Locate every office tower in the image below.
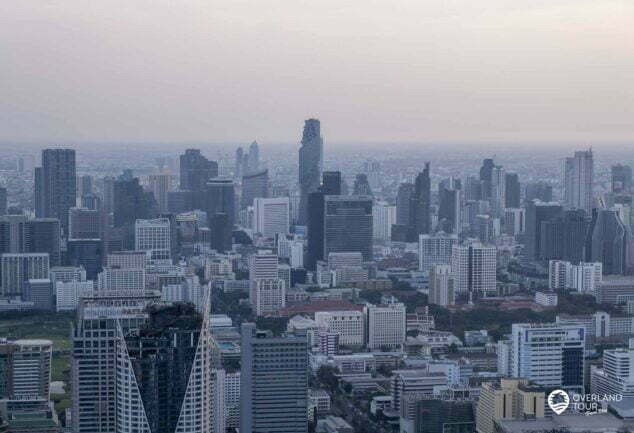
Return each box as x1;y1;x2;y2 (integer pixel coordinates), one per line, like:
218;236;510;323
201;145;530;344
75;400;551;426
592;342;634;398
322;171;342;195
409;400;474;433
241;169;269;209
0;253;49;297
396;183;415;226
373;202;396;241
475;214;494;244
50;265;87;283
98;266;145;291
56;280;94;311
314;311;365;347
204;178;235;227
352;173;373;196
524;181;553;203
298;118;323;224
428;264;454;306
549;260;571;290
67;239;104;280
167;189;194;214
366;303;406;350
277;236;304;268
410;163;431;239
524;200;562;261
0;187;6;216
107;250;147;269
115;303;218;433
34;166;45;217
438;187;460;234
81;192;101;210
463;176;482;201
451;243;497;297
21;218;62;266
418;232;458;273
475;379;546;433
77;174;92;198
135;218;171;262
148;173;171;213
391;370;448;413
479;158;495;200
563;149;594;213
570;262;603;293
69;207;102;240
37;149;76;233
246;140;260;173
323;195;373;261
489;165;506;218
253;197;290;238
113;174;158;233
240;322;309;433
224;372;241;429
249;252;284;315
504;172;520;208
234;147;244;180
0;339;52;399
511;323;585;391
71;290;161;433
24;278;54;310
612;164;632;194
539;209;588;263
588;209;631;274
180;149;218;192
503;208;524;236
101;175;115;214
210;213;232;253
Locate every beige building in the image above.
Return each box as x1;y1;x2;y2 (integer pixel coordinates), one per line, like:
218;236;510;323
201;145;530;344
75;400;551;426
475;379;546;433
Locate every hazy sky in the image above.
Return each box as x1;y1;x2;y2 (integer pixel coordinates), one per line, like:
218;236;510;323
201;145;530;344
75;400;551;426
1;1;632;145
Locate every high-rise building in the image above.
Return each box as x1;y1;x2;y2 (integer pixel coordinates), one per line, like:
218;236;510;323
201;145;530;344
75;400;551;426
69;207;102;240
438;187;461;234
396;183;415;227
37;149;76;233
21;218;62;266
0;187;7;216
511;323;585;391
591;341;634;398
428;264;454;307
490;165;506;218
475;214;494;244
248;252;284;315
504;172;520;208
253;197;290;238
612;164;632;194
240;323;308;433
113;174;158;237
115;302;219;433
204;178;235;228
451;243;497;297
135;218;171;262
524;200;562;261
67;239;103;280
148;173;171;213
321;171;342;195
366;303;406;350
323;195;373;262
479;158;495;200
234;147;244;180
503;208;524;236
563;149;594;213
373;202;396;241
589;209;632;275
352;173;373;196
524;181;553;203
298;119;323;225
538;209;588;263
306;172;343;270
0;339;52;399
210;212;232;253
409;163;431;239
1;253;50;297
180;149;218;193
314;310;364;347
241;169;269;209
418;232;458;273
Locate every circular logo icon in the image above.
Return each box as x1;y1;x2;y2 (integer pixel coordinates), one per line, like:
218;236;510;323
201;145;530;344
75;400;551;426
548;389;570;415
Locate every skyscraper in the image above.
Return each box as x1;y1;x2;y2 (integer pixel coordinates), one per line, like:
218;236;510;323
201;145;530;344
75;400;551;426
589;209;632;275
353;173;373;196
204;178;236;228
240;323;308;433
241;168;269;209
611;164;632;194
306;172;343;270
37;149;76;233
409;163;431;240
396;183;415;227
179;149;218;192
148;173;171;213
524;200;563;261
0;187;7;216
135;218;172;262
490;165;506;218
324;195;373;262
438;187;460;234
67;239;103;280
524;181;553;203
69;207;102;240
247;140;260;173
479;158;495;200
418;232;458;273
234;147;244;180
451;243;497;297
321;171;342;195
253;197;290;238
428;264;454;307
298;119;323;225
0;253;50;297
504;172;520;208
113;174;158;228
372;202;396;241
563;149;594;213
366;303;407;350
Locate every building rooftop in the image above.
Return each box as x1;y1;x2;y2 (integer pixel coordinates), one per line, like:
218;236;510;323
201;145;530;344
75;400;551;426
497;413;633;433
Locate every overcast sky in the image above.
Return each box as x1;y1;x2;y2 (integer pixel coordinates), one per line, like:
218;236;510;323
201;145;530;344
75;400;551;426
1;1;632;146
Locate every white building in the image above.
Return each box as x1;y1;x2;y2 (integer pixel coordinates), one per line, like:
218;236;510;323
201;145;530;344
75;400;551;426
511;323;585;391
549;260;602;293
0;338;53;399
107;250;148;269
1;253;50;297
504;208;525;236
49;266;87;284
556;311;634;339
373;202;396;241
253;197;290;238
451;243;497;296
278;236;304;268
535;291;558;307
250;279;286;316
135;218;171;262
366;303;406;350
563;149;593;213
224;372;241;429
418;233;458;273
428;264;454;307
56;280;95;311
315;310;365;347
591;339;634;398
98;267;145;291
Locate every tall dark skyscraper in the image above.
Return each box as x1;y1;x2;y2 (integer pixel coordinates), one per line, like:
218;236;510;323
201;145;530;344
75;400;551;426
589;209;632;275
525;181;553;203
36;149;76;234
67;239;103;280
479;158;495;200
210;212;232;253
204;178;236;228
524;200;563;261
113;175;158;228
352;173;373;196
324;195;373;261
438;187;460;234
298;119;323;225
611;164;632;194
306;172;343;270
505;172;520;208
241;323;308;433
409;163;431;240
22;218;62;267
396;183;414;226
179;149;218;209
241;168;269;209
563;149;594;213
321;171;342;195
0;187;6;216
